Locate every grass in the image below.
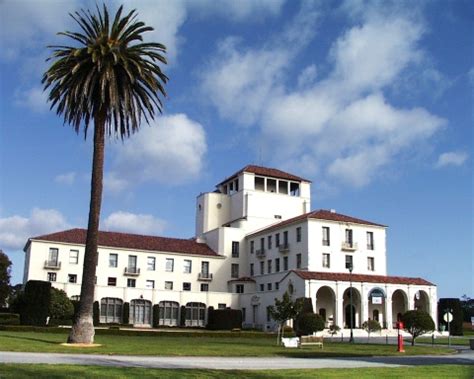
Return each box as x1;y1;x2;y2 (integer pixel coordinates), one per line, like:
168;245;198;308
414;336;471;346
0;330;455;357
0;364;472;378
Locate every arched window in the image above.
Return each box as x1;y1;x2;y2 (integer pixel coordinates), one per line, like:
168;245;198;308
319;308;327;322
185;302;206;327
158;301;180;326
100;298;123;324
130;299;152;326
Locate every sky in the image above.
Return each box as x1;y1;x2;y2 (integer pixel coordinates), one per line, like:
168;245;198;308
0;0;472;299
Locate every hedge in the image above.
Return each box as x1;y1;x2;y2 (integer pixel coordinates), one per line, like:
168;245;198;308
438;298;463;336
93;301;100;326
123;302;130;325
179;306;186;327
152;304;160;328
207;308;242;330
295;313;324;336
0;313;20;325
21;281;51;326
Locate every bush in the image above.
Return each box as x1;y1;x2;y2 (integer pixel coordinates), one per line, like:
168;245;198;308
0;313;20;325
362;319;381;338
438;298;463;336
21;281;51;326
180;306;186;327
207;308;242;330
152;304;160;328
295;313;324;336
93;301;100;326
48;318;73;326
401;310;435;346
123;302;130;325
49;288;74;321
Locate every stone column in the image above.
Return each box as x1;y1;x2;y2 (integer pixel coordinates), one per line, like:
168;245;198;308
385;295;393;330
336;297;344;328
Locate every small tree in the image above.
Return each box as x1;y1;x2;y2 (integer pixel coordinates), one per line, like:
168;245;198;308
0;250;12;307
269;292;302;345
296;313;325;336
401;310;435;346
329;324;340;341
49;288;74;321
362;319;381;341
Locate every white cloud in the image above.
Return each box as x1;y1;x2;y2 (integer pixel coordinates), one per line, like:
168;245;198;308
436;152;468;168
108;113;207;191
201;3;447;188
55;172;77;185
103;211;166;236
14;86;49;113
0;208;70;250
187;0;285;21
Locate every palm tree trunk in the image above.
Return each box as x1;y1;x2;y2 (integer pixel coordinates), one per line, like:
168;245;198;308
68;114;105;344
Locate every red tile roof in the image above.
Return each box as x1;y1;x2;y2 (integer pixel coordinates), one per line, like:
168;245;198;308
247;209;385;237
291;270;434;286
27;228;220;257
217;164;311;186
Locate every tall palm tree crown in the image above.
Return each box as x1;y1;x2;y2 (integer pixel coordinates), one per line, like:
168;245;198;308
42;4;167;344
43;4;167;138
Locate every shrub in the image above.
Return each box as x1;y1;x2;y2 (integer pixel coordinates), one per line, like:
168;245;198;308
21;280;51;326
207;308;242;330
49;288;74;321
362;319;381;339
123;302;130;325
294;297;313;333
180;306;186;327
152;304;160;328
0;313;20;325
438;298;463;336
93;301;100;326
401;310;435;346
48;318;73;326
296;313;324;336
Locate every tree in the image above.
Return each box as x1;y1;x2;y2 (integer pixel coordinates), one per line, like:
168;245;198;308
42;4;167;344
362;319;381;341
296;313;325;336
401;310;435;346
459;295;473;323
0;250;12;307
438;298;463;336
269;292;302;345
49;288;74;321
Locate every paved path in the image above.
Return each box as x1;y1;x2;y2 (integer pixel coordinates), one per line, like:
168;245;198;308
0;351;473;370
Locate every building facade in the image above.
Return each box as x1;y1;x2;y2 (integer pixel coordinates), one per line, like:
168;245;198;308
23;165;437;330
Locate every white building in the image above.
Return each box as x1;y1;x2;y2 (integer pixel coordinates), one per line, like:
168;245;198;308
23;165;437;330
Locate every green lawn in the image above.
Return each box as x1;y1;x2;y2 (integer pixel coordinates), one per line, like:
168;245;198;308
0;364;472;378
0;330;454;357
414;336;471;346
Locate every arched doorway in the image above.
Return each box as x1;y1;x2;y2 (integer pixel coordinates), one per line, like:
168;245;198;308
414;290;430;313
315;286;336;328
368;287;385;327
392;289;408;328
343;287;361;328
158;301;180;326
185;302;206;327
100;297;123;324
130;299;152;326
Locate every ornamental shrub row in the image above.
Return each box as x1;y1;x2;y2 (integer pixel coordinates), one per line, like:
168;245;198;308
207;308;242;330
0;313;20;325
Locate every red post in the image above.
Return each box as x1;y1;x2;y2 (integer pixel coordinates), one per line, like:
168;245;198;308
397;322;405;353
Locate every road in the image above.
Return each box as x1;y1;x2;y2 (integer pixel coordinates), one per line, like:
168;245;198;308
0;350;472;370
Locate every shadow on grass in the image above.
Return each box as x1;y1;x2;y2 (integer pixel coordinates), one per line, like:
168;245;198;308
1;334;62;345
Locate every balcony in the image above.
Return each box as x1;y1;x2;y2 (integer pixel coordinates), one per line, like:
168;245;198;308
278;243;290;253
124;267;141;276
44;260;61;270
256;249;266;258
198;272;213;281
341;242;358;251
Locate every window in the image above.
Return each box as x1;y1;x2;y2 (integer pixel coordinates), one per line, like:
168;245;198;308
201;261;210;276
255;176;265;191
267;283;272;291
260;237;264;250
250;263;254;276
232;241;240;257
108;277;117;286
147;257;156;271
68;274;77;283
185;302;206;327
368;257;375;271
322;227;330;246
250;241;255;254
183;282;191;291
278;180;288;194
296;227;301;242
283;256;288;271
200;283;209;292
290;182;300;196
268;235;272;249
283;231;288;246
48;248;59;266
109;253;118;268
322;253;330;268
275;282;279;290
345;229;353;246
165;281;173;290
69;250;79;264
260;261;264;275
296;254;302;269
231;263;239;278
165;258;174;272
242;307;246;322
266;306;272;322
367;232;374;250
345;255;353;270
218;303;227;310
267;178;277;192
146;280;155;289
276;233;280;247
71;295;80;301
47;272;56;282
275;258;280;272
274;215;282;219
183;259;192;273
128;255;137;272
127;278;136;288
259;284;264;292
100;298;123;324
236;284;244;293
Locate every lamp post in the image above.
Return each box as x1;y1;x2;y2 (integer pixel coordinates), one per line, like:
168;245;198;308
349;264;354;343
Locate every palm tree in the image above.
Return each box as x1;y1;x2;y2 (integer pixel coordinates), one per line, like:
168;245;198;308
42;4;167;344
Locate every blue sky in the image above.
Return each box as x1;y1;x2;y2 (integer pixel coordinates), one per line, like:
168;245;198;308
0;0;472;298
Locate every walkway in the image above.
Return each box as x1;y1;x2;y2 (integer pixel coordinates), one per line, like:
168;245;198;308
0;350;472;370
